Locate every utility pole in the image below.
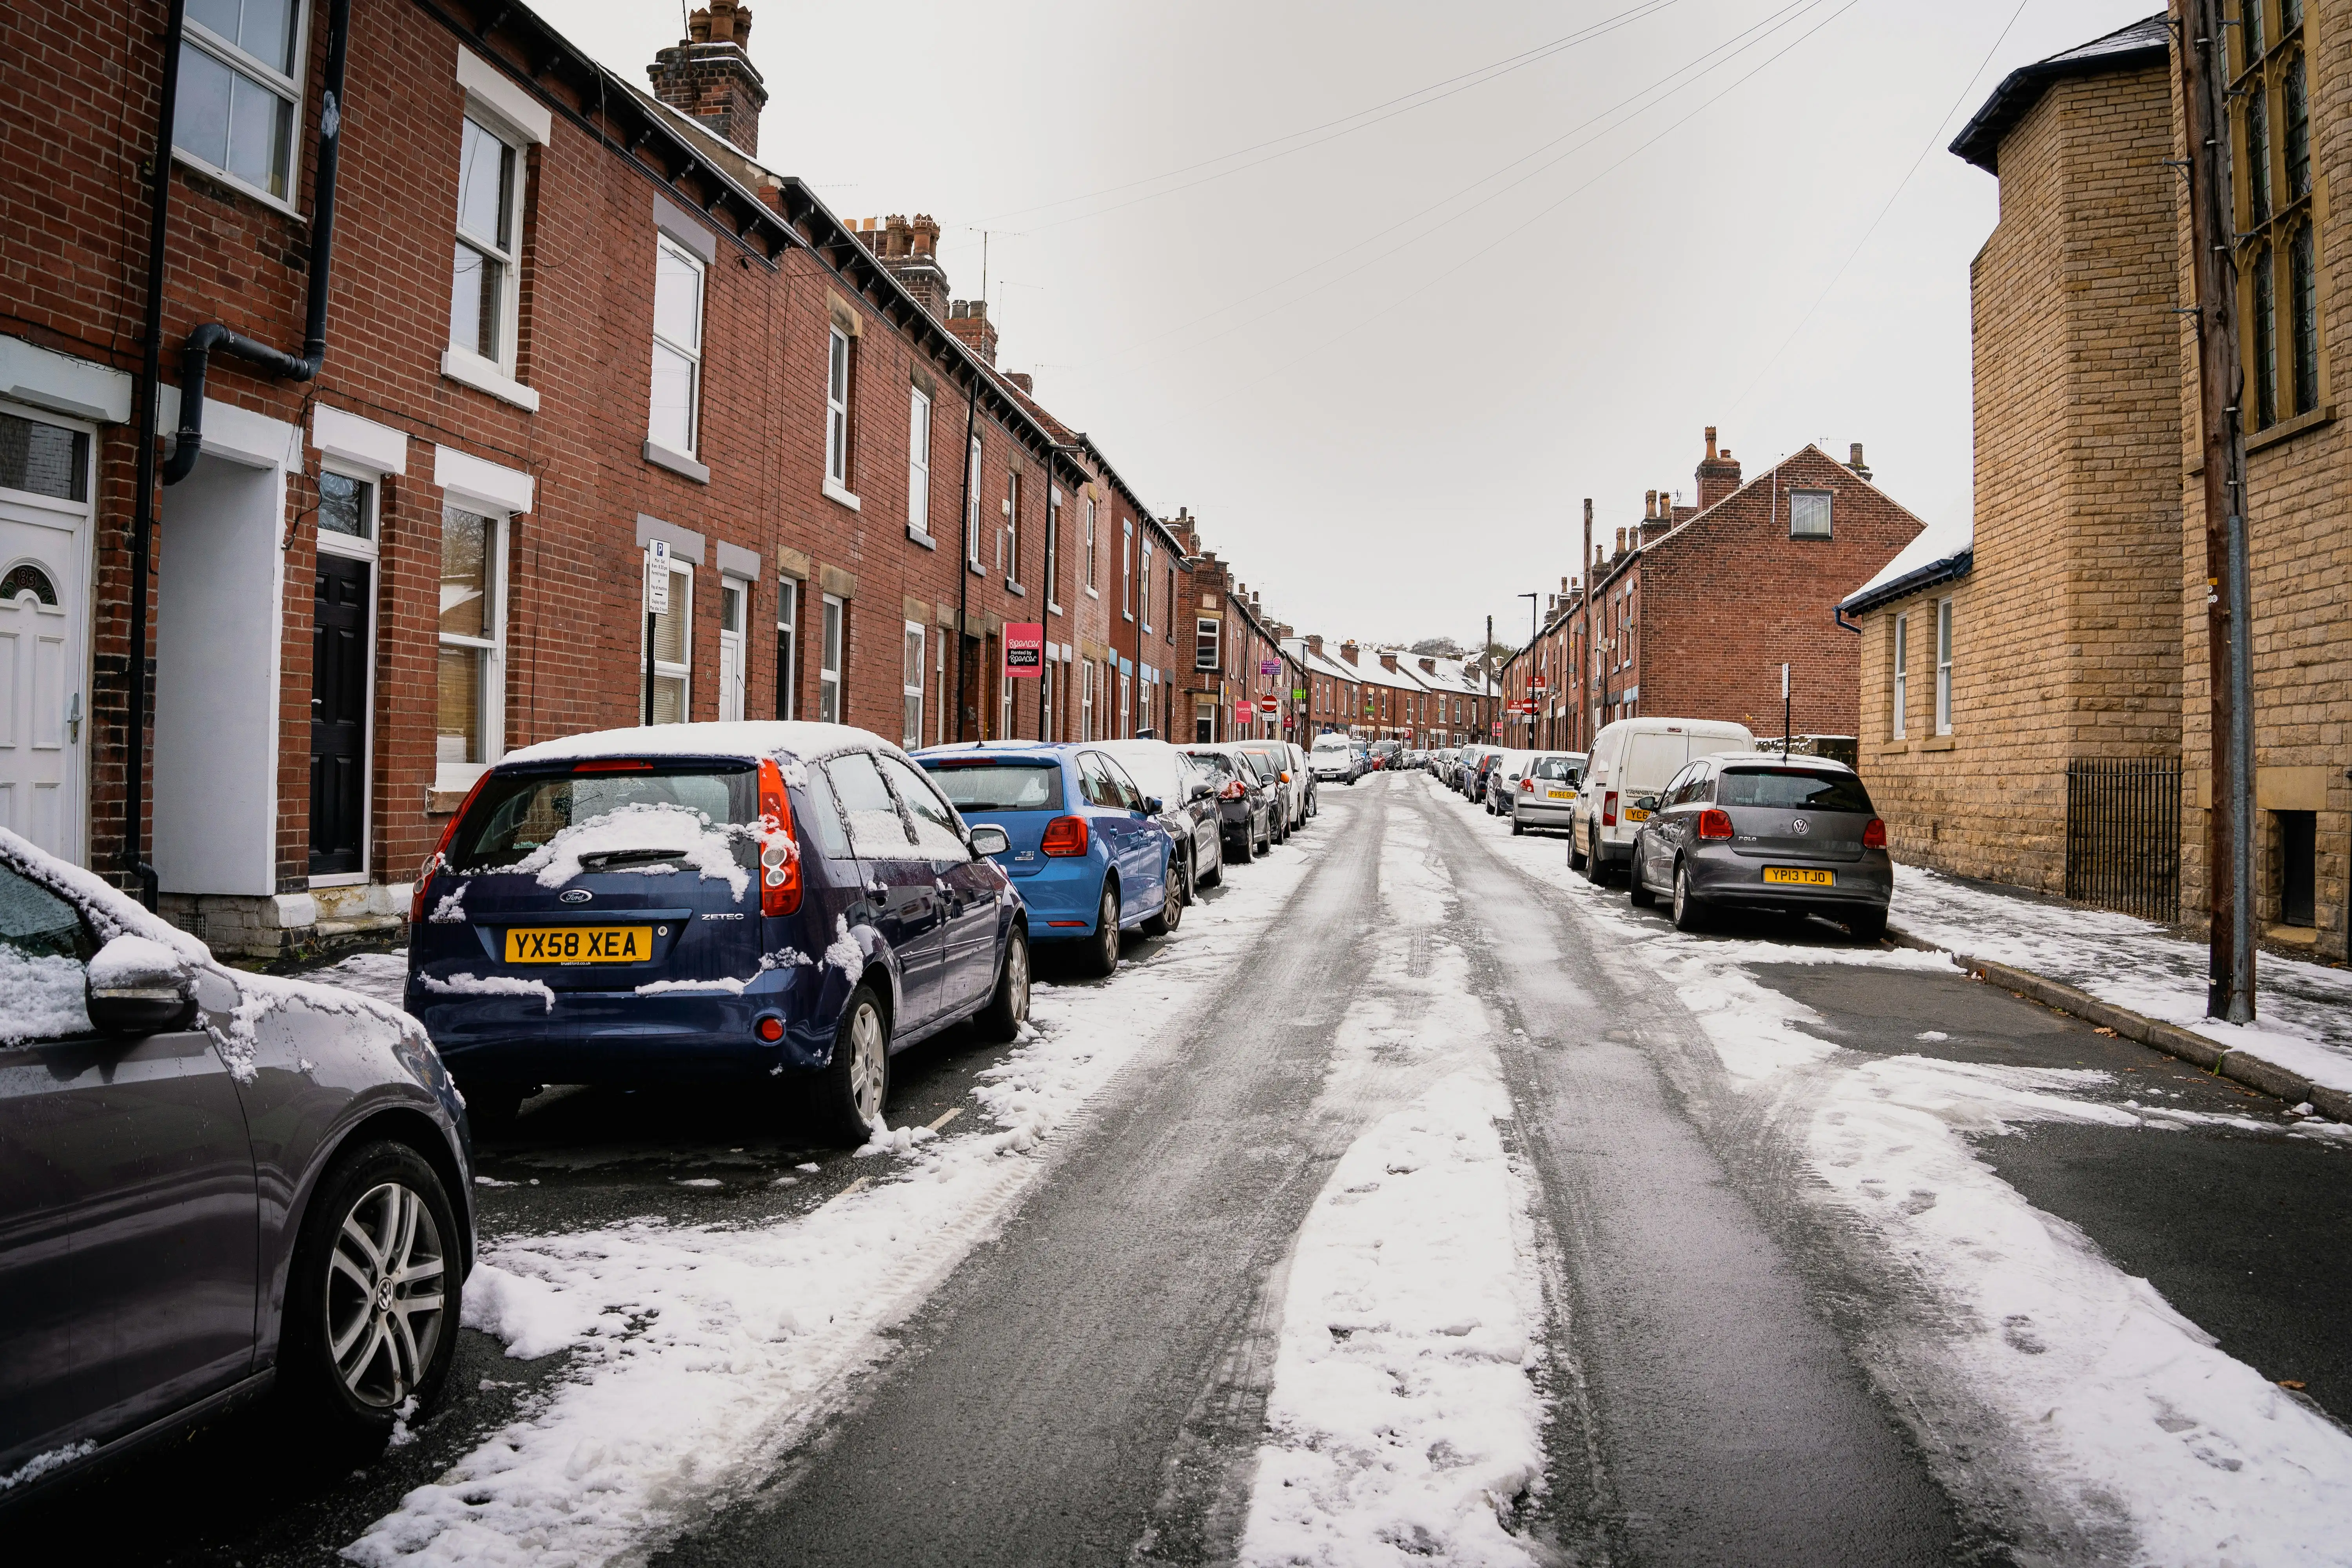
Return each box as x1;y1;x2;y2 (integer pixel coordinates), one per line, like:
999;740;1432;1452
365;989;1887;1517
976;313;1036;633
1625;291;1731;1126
2181;0;2257;1022
1484;613;1494;737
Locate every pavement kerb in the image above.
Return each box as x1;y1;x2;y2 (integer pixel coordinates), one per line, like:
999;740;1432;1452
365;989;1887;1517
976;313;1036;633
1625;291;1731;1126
1884;924;2352;1124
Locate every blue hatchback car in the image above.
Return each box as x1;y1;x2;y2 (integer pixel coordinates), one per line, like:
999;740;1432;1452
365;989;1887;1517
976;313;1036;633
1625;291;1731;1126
915;742;1178;977
405;722;1029;1145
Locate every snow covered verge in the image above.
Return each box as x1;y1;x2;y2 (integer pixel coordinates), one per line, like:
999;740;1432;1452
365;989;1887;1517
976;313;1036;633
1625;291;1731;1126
1238;1070;1547;1568
339;838;1326;1568
1890;862;2352;1096
1452;784;2352;1563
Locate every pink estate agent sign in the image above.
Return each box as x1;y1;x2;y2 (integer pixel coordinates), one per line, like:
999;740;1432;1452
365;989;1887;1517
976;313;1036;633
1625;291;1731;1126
1003;622;1045;679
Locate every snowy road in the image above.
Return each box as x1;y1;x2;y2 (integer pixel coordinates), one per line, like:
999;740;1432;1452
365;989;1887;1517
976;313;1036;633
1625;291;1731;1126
33;771;2352;1567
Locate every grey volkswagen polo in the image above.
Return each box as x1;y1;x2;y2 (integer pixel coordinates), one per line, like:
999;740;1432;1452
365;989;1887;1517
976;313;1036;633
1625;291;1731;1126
1624;753;1891;937
0;829;472;1503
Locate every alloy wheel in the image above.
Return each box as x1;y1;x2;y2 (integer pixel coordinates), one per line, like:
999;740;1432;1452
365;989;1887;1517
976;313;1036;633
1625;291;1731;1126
1003;934;1030;1024
326;1181;448;1410
848;999;887;1125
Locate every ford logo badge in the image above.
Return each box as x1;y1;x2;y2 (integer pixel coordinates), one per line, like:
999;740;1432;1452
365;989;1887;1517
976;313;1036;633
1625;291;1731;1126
560;889;593;904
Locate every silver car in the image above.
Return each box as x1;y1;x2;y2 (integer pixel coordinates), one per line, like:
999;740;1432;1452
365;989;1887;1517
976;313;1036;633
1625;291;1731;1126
1625;753;1892;937
1508;751;1586;836
0;830;474;1496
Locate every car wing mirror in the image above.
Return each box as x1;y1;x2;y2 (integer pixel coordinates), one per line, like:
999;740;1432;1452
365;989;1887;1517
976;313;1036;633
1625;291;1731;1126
1633;794;1661;812
85;933;201;1036
968;825;1011;857
1189;782;1212;802
1142;796;1163;815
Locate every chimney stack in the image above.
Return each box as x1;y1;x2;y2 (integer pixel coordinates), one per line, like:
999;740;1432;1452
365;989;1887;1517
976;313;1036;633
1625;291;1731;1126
1847;442;1873;481
1695;423;1742;510
1307;633;1324;656
852;215;949;316
1005;372;1033;394
1379;651;1400;673
1340;640;1359;666
648;0;768;156
946;298;998;365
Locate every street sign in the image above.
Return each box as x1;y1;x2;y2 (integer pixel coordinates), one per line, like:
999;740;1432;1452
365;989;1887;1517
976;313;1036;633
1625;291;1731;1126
1233;699;1252;724
1529;679;1547;692
1291;688;1306;700
1003;621;1044;679
1259;659;1279;677
1490;719;1502;735
644;539;671;615
1258;697;1278;715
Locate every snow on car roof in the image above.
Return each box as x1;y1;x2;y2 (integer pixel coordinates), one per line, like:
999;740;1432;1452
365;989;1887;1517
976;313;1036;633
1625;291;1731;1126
503;721;898;768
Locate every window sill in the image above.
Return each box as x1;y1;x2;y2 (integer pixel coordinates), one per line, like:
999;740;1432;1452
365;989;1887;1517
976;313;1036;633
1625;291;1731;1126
172;147;306;223
1007;581;1025;597
967;561;987;579
1084;587;1100;599
440;348;541;412
643;439;710;483
2247;403;2335;455
1123;613;1135;623
906;526;936;551
1920;734;1956;753
822;479;862;512
1048;601;1063;616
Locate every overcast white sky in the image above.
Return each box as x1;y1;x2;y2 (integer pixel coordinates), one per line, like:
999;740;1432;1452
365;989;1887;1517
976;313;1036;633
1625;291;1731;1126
566;0;2160;650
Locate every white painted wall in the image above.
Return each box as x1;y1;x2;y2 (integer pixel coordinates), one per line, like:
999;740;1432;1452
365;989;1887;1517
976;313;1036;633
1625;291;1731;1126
152;452;284;895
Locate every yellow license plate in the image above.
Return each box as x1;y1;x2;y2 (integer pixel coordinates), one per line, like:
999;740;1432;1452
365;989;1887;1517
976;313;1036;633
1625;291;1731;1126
1624;807;1649;822
504;926;654;963
1763;867;1834;886
1547;789;1574;800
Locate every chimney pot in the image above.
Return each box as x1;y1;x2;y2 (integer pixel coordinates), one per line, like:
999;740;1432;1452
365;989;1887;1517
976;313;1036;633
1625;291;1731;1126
1705;425;1718;461
1614;526;1627;555
1847;442;1873;480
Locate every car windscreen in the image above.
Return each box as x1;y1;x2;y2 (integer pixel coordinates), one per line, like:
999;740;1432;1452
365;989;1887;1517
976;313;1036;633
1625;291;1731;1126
920;759;1066;811
449;764;757;874
1532;756;1580;784
1718;768;1874;814
1311;736;1350;752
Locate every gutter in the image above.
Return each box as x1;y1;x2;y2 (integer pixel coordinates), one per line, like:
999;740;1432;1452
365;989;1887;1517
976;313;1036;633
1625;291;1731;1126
162;0;354;483
1837;546;1974;620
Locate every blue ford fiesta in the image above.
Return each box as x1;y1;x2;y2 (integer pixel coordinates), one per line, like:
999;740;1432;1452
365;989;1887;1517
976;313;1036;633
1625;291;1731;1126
915;742;1177;977
405;722;1029;1145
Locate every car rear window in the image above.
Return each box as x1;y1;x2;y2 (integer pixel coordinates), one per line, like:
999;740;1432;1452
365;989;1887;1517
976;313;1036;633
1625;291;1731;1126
1238;751;1278;781
1182;750;1237;779
921;760;1065;811
1719;768;1874;814
1532;756;1580;783
449;764;756;873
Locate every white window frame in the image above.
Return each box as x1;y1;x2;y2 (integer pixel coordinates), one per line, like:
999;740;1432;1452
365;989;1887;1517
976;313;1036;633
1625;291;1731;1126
716;574;748;723
1789;489;1833;539
1045;486;1062;613
1140;539;1153;632
1195;617;1219;671
1081;659;1095;740
965;434;984;570
824;325;854;499
1084;497;1099;595
1935;597;1954;736
819;592;846;722
173;0;310;212
0;399;98;866
312;461;381;885
1119;669;1132;737
444;115;527;392
1121;517;1134;620
643;559;694;724
907;387;932;537
435;505;508;793
1042;655;1058;742
648;235;706;456
934;628;948;746
1003;472;1021;587
902;620;926;750
775;575;799;719
1891;612;1909;740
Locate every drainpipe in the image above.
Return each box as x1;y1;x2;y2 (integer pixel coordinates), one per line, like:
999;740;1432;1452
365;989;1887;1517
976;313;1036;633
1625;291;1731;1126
161;0;352;483
123;0;191;906
1835;604;1862;635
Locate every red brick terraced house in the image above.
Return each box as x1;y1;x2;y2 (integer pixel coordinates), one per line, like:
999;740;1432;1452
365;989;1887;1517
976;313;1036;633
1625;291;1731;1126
0;0;1207;951
1502;430;1923;756
1174;539;1286;743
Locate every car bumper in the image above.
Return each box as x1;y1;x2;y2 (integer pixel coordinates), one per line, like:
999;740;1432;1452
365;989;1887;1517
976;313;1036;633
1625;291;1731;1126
1684;847;1893;910
1515;797;1577;826
408;964;845;1085
1005;855;1112;941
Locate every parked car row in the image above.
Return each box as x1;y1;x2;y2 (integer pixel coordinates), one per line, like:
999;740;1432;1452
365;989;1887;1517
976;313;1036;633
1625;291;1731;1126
1446;717;1894;940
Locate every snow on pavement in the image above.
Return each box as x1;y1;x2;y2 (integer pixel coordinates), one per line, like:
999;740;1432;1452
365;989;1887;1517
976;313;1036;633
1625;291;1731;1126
1892;862;2352;1095
1448;778;2352;1561
334;836;1323;1568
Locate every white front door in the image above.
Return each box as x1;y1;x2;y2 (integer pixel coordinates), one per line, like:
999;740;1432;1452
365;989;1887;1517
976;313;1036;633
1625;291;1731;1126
0;405;92;863
717;577;746;723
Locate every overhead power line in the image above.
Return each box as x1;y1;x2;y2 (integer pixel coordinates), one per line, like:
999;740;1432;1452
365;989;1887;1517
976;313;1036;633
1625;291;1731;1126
960;0;1683;232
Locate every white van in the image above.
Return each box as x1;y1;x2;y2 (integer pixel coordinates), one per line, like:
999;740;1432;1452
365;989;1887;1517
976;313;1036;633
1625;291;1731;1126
1309;732;1359;784
1571;717;1755;882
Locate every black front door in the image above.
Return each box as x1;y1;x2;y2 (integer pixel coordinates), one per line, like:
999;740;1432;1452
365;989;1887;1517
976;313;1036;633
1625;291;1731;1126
310;554;370;875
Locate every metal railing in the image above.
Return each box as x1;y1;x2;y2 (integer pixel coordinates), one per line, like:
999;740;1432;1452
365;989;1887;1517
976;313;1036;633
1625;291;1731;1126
2065;758;2182;922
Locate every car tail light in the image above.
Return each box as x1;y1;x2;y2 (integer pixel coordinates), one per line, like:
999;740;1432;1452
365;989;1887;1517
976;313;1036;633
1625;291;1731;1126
1863;817;1887;849
412;771;488;925
1601;791;1618;827
573;758;652;772
1220;779;1247;801
1519;776;1534;791
1697;808;1734;841
1041;815;1090;857
758;757;803;916
754;1014;785;1043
